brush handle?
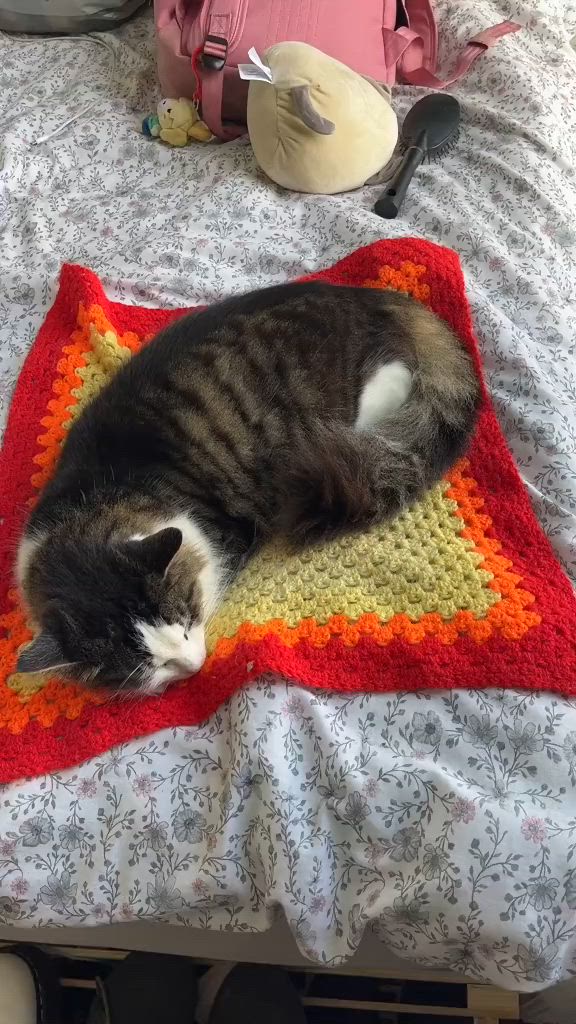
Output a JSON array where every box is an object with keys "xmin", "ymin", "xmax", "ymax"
[{"xmin": 374, "ymin": 145, "xmax": 424, "ymax": 219}]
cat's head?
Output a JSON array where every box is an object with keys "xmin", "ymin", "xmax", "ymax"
[{"xmin": 15, "ymin": 526, "xmax": 217, "ymax": 694}]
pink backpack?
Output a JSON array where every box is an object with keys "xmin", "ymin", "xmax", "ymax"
[{"xmin": 154, "ymin": 0, "xmax": 519, "ymax": 140}]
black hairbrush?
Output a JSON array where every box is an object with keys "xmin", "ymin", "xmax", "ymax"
[{"xmin": 374, "ymin": 93, "xmax": 460, "ymax": 219}]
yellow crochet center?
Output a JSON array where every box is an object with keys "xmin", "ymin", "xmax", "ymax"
[
  {"xmin": 72, "ymin": 325, "xmax": 132, "ymax": 417},
  {"xmin": 207, "ymin": 489, "xmax": 497, "ymax": 646}
]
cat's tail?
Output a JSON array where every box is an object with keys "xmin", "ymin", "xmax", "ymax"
[{"xmin": 279, "ymin": 334, "xmax": 480, "ymax": 547}]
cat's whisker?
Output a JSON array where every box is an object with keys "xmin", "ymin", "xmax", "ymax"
[
  {"xmin": 41, "ymin": 662, "xmax": 77, "ymax": 674},
  {"xmin": 116, "ymin": 661, "xmax": 145, "ymax": 697},
  {"xmin": 83, "ymin": 665, "xmax": 102, "ymax": 685}
]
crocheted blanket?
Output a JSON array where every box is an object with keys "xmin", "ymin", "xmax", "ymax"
[{"xmin": 1, "ymin": 241, "xmax": 575, "ymax": 784}]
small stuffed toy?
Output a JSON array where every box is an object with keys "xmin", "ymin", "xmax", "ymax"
[
  {"xmin": 246, "ymin": 42, "xmax": 398, "ymax": 194},
  {"xmin": 142, "ymin": 97, "xmax": 212, "ymax": 146}
]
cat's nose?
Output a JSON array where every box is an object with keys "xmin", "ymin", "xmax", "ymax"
[{"xmin": 164, "ymin": 654, "xmax": 205, "ymax": 678}]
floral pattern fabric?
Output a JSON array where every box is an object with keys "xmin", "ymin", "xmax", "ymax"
[
  {"xmin": 1, "ymin": 0, "xmax": 576, "ymax": 993},
  {"xmin": 3, "ymin": 685, "xmax": 576, "ymax": 993}
]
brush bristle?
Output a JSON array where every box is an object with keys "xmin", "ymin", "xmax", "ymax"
[
  {"xmin": 398, "ymin": 128, "xmax": 460, "ymax": 163},
  {"xmin": 426, "ymin": 130, "xmax": 460, "ymax": 162}
]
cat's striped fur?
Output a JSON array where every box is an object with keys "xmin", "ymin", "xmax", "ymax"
[{"xmin": 16, "ymin": 282, "xmax": 479, "ymax": 693}]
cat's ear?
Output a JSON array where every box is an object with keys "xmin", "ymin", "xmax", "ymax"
[
  {"xmin": 16, "ymin": 633, "xmax": 67, "ymax": 674},
  {"xmin": 125, "ymin": 527, "xmax": 182, "ymax": 575}
]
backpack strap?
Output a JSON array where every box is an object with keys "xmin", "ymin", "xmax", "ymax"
[
  {"xmin": 401, "ymin": 20, "xmax": 521, "ymax": 88},
  {"xmin": 195, "ymin": 0, "xmax": 245, "ymax": 140},
  {"xmin": 200, "ymin": 67, "xmax": 245, "ymax": 140},
  {"xmin": 383, "ymin": 0, "xmax": 521, "ymax": 92}
]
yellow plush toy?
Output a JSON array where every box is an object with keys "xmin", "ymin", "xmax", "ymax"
[
  {"xmin": 246, "ymin": 42, "xmax": 398, "ymax": 194},
  {"xmin": 143, "ymin": 97, "xmax": 213, "ymax": 146}
]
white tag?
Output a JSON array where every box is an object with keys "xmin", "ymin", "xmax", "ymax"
[
  {"xmin": 238, "ymin": 63, "xmax": 273, "ymax": 83},
  {"xmin": 247, "ymin": 46, "xmax": 272, "ymax": 79}
]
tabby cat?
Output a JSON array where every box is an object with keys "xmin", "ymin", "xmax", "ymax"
[{"xmin": 16, "ymin": 282, "xmax": 479, "ymax": 694}]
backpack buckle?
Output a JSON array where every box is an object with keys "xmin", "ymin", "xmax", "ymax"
[{"xmin": 202, "ymin": 35, "xmax": 228, "ymax": 71}]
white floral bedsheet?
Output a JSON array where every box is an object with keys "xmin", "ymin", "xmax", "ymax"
[{"xmin": 1, "ymin": 0, "xmax": 576, "ymax": 993}]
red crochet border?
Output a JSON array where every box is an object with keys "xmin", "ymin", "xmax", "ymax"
[{"xmin": 0, "ymin": 240, "xmax": 575, "ymax": 783}]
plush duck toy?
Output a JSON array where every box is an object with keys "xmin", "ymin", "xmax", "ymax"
[{"xmin": 246, "ymin": 42, "xmax": 398, "ymax": 194}]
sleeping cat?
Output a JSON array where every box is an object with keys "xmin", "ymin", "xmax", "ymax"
[{"xmin": 15, "ymin": 282, "xmax": 479, "ymax": 694}]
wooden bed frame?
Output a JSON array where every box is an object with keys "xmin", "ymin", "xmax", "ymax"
[{"xmin": 0, "ymin": 920, "xmax": 521, "ymax": 1023}]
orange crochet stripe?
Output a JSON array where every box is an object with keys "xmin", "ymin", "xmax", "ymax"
[
  {"xmin": 362, "ymin": 261, "xmax": 432, "ymax": 303},
  {"xmin": 204, "ymin": 458, "xmax": 540, "ymax": 668},
  {"xmin": 445, "ymin": 462, "xmax": 539, "ymax": 640}
]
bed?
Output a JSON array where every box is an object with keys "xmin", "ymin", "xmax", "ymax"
[{"xmin": 0, "ymin": 0, "xmax": 576, "ymax": 997}]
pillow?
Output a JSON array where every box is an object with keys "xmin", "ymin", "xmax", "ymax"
[{"xmin": 0, "ymin": 0, "xmax": 144, "ymax": 33}]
